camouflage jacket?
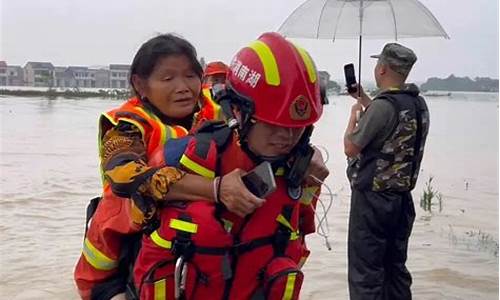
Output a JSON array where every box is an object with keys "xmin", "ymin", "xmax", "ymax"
[{"xmin": 347, "ymin": 87, "xmax": 430, "ymax": 192}]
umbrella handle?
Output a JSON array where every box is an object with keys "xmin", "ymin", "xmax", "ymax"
[
  {"xmin": 358, "ymin": 35, "xmax": 362, "ymax": 99},
  {"xmin": 358, "ymin": 0, "xmax": 363, "ymax": 99}
]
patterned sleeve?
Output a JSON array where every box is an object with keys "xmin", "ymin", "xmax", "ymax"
[{"xmin": 101, "ymin": 122, "xmax": 186, "ymax": 203}]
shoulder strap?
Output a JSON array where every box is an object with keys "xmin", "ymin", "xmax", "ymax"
[
  {"xmin": 84, "ymin": 196, "xmax": 101, "ymax": 236},
  {"xmin": 192, "ymin": 121, "xmax": 233, "ymax": 160}
]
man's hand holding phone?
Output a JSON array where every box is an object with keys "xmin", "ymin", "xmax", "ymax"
[
  {"xmin": 241, "ymin": 161, "xmax": 277, "ymax": 199},
  {"xmin": 218, "ymin": 168, "xmax": 266, "ymax": 218},
  {"xmin": 344, "ymin": 63, "xmax": 371, "ymax": 108},
  {"xmin": 344, "ymin": 63, "xmax": 358, "ymax": 94}
]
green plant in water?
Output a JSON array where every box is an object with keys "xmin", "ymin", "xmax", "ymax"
[
  {"xmin": 420, "ymin": 176, "xmax": 443, "ymax": 213},
  {"xmin": 448, "ymin": 227, "xmax": 500, "ymax": 258}
]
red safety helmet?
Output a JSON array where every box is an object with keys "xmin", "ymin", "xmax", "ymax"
[
  {"xmin": 227, "ymin": 32, "xmax": 322, "ymax": 128},
  {"xmin": 204, "ymin": 61, "xmax": 229, "ymax": 77}
]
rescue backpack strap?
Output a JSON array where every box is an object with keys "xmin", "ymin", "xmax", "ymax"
[
  {"xmin": 171, "ymin": 214, "xmax": 197, "ymax": 261},
  {"xmin": 233, "ymin": 206, "xmax": 297, "ymax": 257},
  {"xmin": 85, "ymin": 196, "xmax": 101, "ymax": 236},
  {"xmin": 170, "ymin": 215, "xmax": 229, "ymax": 255},
  {"xmin": 211, "ymin": 125, "xmax": 232, "ymax": 180},
  {"xmin": 168, "ymin": 213, "xmax": 231, "ymax": 300},
  {"xmin": 191, "ymin": 121, "xmax": 227, "ymax": 157},
  {"xmin": 179, "ymin": 122, "xmax": 232, "ymax": 180},
  {"xmin": 192, "ymin": 122, "xmax": 233, "ymax": 217},
  {"xmin": 193, "ymin": 121, "xmax": 233, "ymax": 157},
  {"xmin": 274, "ymin": 205, "xmax": 294, "ymax": 257},
  {"xmin": 171, "ymin": 214, "xmax": 196, "ymax": 300}
]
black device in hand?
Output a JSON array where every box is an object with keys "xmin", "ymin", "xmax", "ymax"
[
  {"xmin": 241, "ymin": 161, "xmax": 277, "ymax": 198},
  {"xmin": 344, "ymin": 63, "xmax": 357, "ymax": 94}
]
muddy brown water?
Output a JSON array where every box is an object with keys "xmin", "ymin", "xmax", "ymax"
[{"xmin": 1, "ymin": 93, "xmax": 498, "ymax": 299}]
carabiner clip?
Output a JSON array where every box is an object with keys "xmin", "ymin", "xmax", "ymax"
[{"xmin": 174, "ymin": 256, "xmax": 188, "ymax": 300}]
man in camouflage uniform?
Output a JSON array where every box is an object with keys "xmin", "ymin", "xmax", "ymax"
[{"xmin": 343, "ymin": 43, "xmax": 430, "ymax": 300}]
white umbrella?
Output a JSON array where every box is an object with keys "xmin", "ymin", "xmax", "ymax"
[{"xmin": 278, "ymin": 0, "xmax": 450, "ymax": 87}]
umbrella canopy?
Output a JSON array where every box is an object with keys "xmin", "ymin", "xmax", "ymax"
[
  {"xmin": 278, "ymin": 0, "xmax": 449, "ymax": 94},
  {"xmin": 279, "ymin": 0, "xmax": 450, "ymax": 41}
]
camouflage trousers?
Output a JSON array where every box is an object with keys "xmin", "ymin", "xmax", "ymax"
[{"xmin": 348, "ymin": 189, "xmax": 415, "ymax": 300}]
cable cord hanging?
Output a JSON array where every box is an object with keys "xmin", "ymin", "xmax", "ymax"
[
  {"xmin": 306, "ymin": 174, "xmax": 335, "ymax": 251},
  {"xmin": 314, "ymin": 145, "xmax": 330, "ymax": 164}
]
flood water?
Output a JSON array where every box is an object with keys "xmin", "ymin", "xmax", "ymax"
[{"xmin": 0, "ymin": 92, "xmax": 498, "ymax": 299}]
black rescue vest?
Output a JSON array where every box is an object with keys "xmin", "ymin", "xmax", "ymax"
[{"xmin": 347, "ymin": 88, "xmax": 430, "ymax": 192}]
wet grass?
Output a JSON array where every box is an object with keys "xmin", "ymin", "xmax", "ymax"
[
  {"xmin": 464, "ymin": 229, "xmax": 499, "ymax": 257},
  {"xmin": 447, "ymin": 226, "xmax": 499, "ymax": 258},
  {"xmin": 420, "ymin": 176, "xmax": 443, "ymax": 214}
]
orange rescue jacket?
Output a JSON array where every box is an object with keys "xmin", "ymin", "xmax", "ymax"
[{"xmin": 74, "ymin": 97, "xmax": 188, "ymax": 299}]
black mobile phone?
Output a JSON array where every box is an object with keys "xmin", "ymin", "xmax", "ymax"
[
  {"xmin": 241, "ymin": 161, "xmax": 277, "ymax": 198},
  {"xmin": 344, "ymin": 63, "xmax": 357, "ymax": 94}
]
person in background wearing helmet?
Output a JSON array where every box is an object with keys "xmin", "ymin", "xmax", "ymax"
[
  {"xmin": 132, "ymin": 32, "xmax": 327, "ymax": 300},
  {"xmin": 203, "ymin": 61, "xmax": 228, "ymax": 86},
  {"xmin": 74, "ymin": 34, "xmax": 266, "ymax": 300},
  {"xmin": 194, "ymin": 61, "xmax": 230, "ymax": 125},
  {"xmin": 344, "ymin": 43, "xmax": 430, "ymax": 300}
]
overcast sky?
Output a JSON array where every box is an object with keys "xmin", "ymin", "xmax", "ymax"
[{"xmin": 1, "ymin": 0, "xmax": 498, "ymax": 82}]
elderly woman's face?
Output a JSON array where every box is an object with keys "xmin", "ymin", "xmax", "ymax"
[{"xmin": 138, "ymin": 54, "xmax": 201, "ymax": 119}]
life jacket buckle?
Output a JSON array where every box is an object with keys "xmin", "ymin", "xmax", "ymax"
[
  {"xmin": 172, "ymin": 238, "xmax": 195, "ymax": 260},
  {"xmin": 273, "ymin": 228, "xmax": 291, "ymax": 256}
]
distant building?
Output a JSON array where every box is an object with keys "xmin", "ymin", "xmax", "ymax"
[
  {"xmin": 0, "ymin": 61, "xmax": 7, "ymax": 86},
  {"xmin": 109, "ymin": 64, "xmax": 130, "ymax": 89},
  {"xmin": 0, "ymin": 62, "xmax": 25, "ymax": 86},
  {"xmin": 54, "ymin": 66, "xmax": 72, "ymax": 88},
  {"xmin": 6, "ymin": 66, "xmax": 24, "ymax": 86},
  {"xmin": 67, "ymin": 66, "xmax": 96, "ymax": 88},
  {"xmin": 2, "ymin": 61, "xmax": 131, "ymax": 89},
  {"xmin": 24, "ymin": 62, "xmax": 55, "ymax": 87},
  {"xmin": 54, "ymin": 66, "xmax": 110, "ymax": 89},
  {"xmin": 94, "ymin": 68, "xmax": 110, "ymax": 88}
]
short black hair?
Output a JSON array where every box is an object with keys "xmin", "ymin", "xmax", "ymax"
[{"xmin": 129, "ymin": 33, "xmax": 203, "ymax": 95}]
